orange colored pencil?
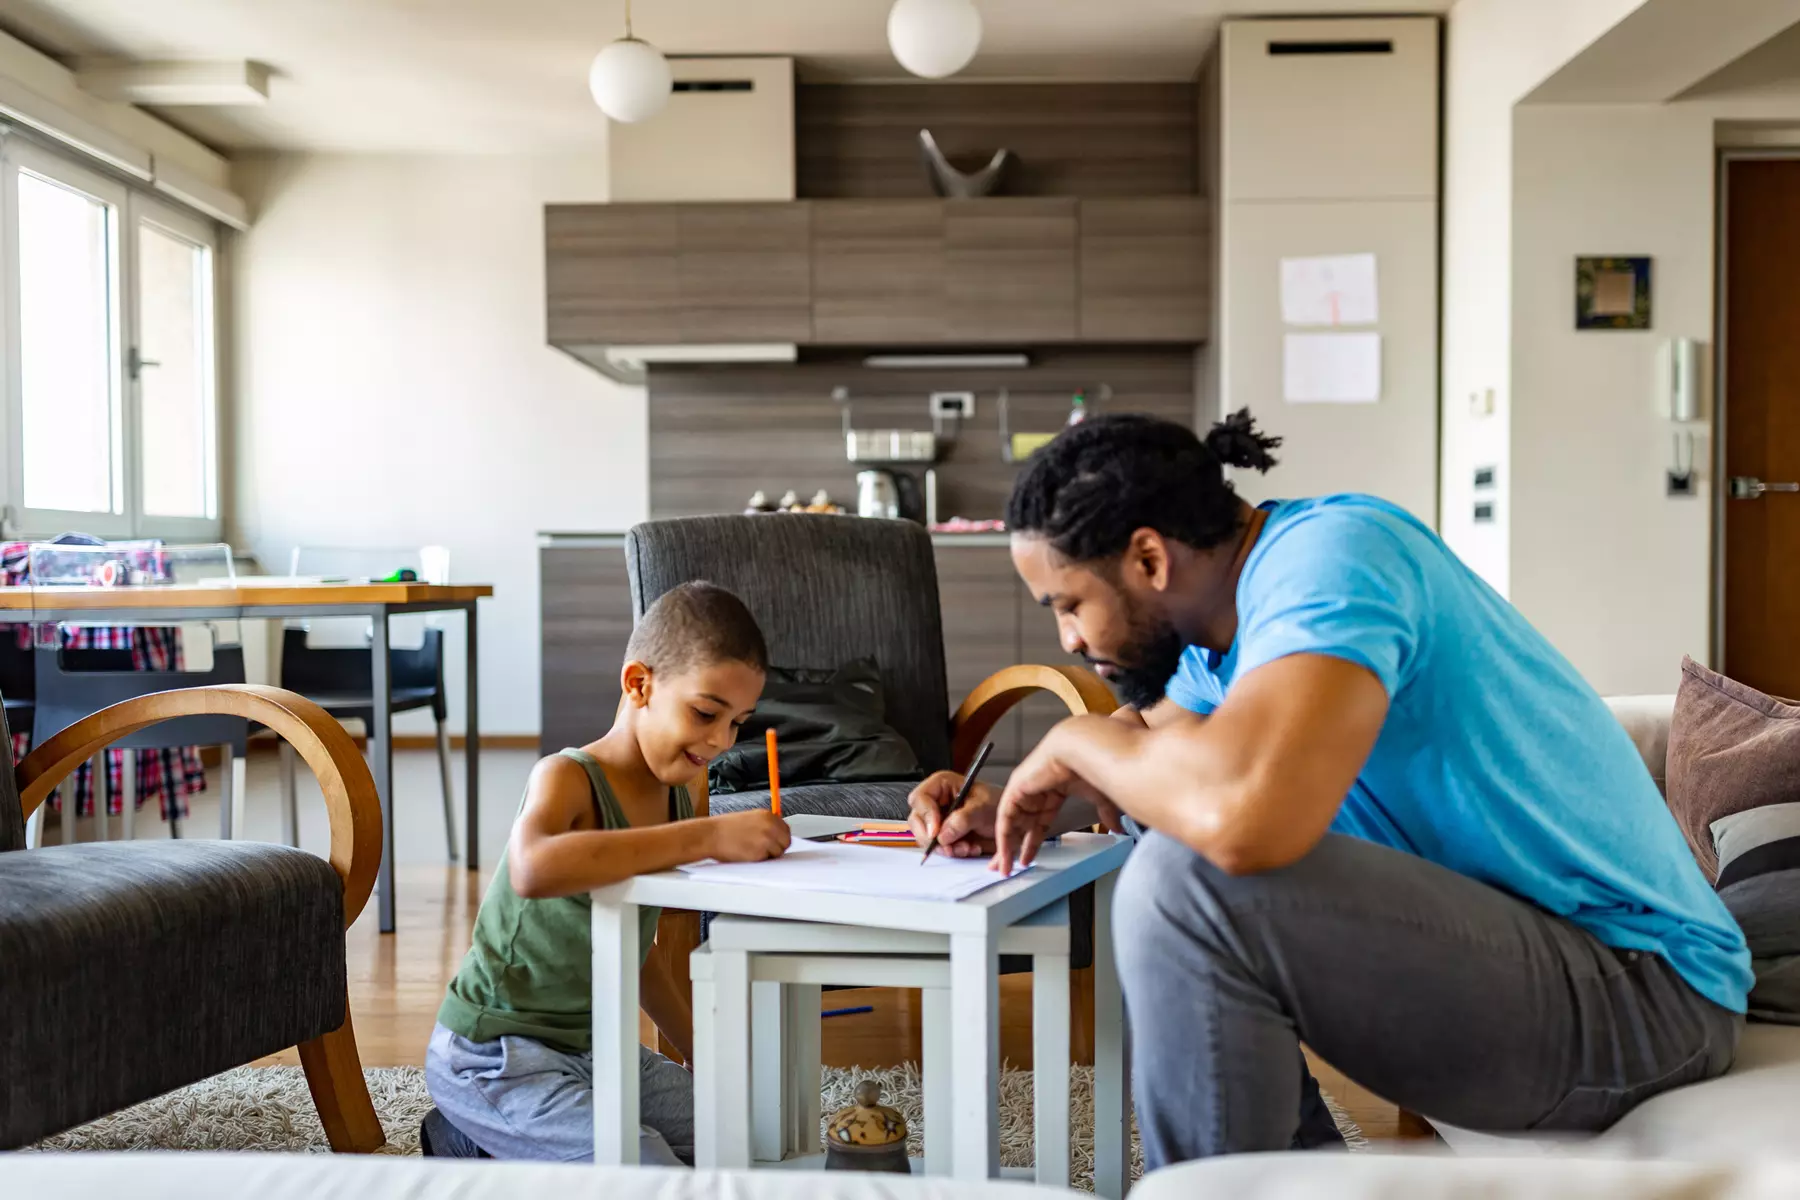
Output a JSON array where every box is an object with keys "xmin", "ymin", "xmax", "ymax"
[{"xmin": 766, "ymin": 728, "xmax": 782, "ymax": 817}]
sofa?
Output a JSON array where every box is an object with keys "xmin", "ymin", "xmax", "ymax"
[
  {"xmin": 1430, "ymin": 694, "xmax": 1800, "ymax": 1155},
  {"xmin": 12, "ymin": 1151, "xmax": 1800, "ymax": 1200}
]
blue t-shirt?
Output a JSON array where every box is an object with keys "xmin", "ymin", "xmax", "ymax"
[{"xmin": 1165, "ymin": 495, "xmax": 1751, "ymax": 1013}]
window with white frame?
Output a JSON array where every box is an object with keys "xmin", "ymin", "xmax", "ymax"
[{"xmin": 1, "ymin": 134, "xmax": 221, "ymax": 542}]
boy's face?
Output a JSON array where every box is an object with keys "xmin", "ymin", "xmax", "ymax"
[{"xmin": 624, "ymin": 658, "xmax": 764, "ymax": 785}]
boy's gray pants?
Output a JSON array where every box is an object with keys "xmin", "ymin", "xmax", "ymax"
[
  {"xmin": 425, "ymin": 1023, "xmax": 694, "ymax": 1165},
  {"xmin": 1114, "ymin": 830, "xmax": 1742, "ymax": 1168}
]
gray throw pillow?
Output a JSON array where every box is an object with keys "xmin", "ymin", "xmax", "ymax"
[
  {"xmin": 1713, "ymin": 803, "xmax": 1800, "ymax": 877},
  {"xmin": 1718, "ymin": 868, "xmax": 1800, "ymax": 1025}
]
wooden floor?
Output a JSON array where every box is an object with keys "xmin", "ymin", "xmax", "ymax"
[{"xmin": 257, "ymin": 863, "xmax": 1425, "ymax": 1143}]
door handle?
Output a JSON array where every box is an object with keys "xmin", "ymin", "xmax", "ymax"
[{"xmin": 1730, "ymin": 476, "xmax": 1800, "ymax": 499}]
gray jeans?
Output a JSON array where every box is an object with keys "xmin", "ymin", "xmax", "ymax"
[
  {"xmin": 1112, "ymin": 830, "xmax": 1742, "ymax": 1167},
  {"xmin": 424, "ymin": 1024, "xmax": 694, "ymax": 1164}
]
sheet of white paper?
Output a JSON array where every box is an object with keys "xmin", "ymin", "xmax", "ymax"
[
  {"xmin": 1280, "ymin": 253, "xmax": 1379, "ymax": 326},
  {"xmin": 674, "ymin": 839, "xmax": 1028, "ymax": 902},
  {"xmin": 1283, "ymin": 332, "xmax": 1382, "ymax": 404}
]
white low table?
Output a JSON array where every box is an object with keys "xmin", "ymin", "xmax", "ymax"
[
  {"xmin": 590, "ymin": 815, "xmax": 1134, "ymax": 1193},
  {"xmin": 695, "ymin": 898, "xmax": 1078, "ymax": 1184}
]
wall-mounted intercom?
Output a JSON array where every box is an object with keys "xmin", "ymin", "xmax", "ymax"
[{"xmin": 1656, "ymin": 337, "xmax": 1702, "ymax": 423}]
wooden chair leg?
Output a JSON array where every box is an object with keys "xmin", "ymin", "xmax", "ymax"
[
  {"xmin": 298, "ymin": 1005, "xmax": 386, "ymax": 1153},
  {"xmin": 1396, "ymin": 1108, "xmax": 1436, "ymax": 1140},
  {"xmin": 650, "ymin": 909, "xmax": 704, "ymax": 1065},
  {"xmin": 1071, "ymin": 963, "xmax": 1095, "ymax": 1066}
]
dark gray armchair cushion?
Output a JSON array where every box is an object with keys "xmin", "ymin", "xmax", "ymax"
[
  {"xmin": 625, "ymin": 515, "xmax": 952, "ymax": 773},
  {"xmin": 707, "ymin": 780, "xmax": 916, "ymax": 822},
  {"xmin": 0, "ymin": 840, "xmax": 346, "ymax": 1148}
]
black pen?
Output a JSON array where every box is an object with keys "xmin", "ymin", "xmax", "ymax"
[{"xmin": 920, "ymin": 741, "xmax": 995, "ymax": 864}]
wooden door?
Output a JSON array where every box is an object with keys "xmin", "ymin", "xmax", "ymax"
[
  {"xmin": 1079, "ymin": 197, "xmax": 1210, "ymax": 342},
  {"xmin": 936, "ymin": 544, "xmax": 1022, "ymax": 766},
  {"xmin": 945, "ymin": 198, "xmax": 1078, "ymax": 342},
  {"xmin": 1723, "ymin": 159, "xmax": 1800, "ymax": 697},
  {"xmin": 545, "ymin": 205, "xmax": 682, "ymax": 345},
  {"xmin": 811, "ymin": 200, "xmax": 946, "ymax": 343},
  {"xmin": 676, "ymin": 203, "xmax": 813, "ymax": 342}
]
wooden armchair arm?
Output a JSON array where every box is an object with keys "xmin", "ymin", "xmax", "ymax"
[
  {"xmin": 15, "ymin": 684, "xmax": 383, "ymax": 927},
  {"xmin": 950, "ymin": 663, "xmax": 1118, "ymax": 771}
]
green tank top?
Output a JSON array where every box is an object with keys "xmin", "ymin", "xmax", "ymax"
[{"xmin": 436, "ymin": 748, "xmax": 694, "ymax": 1052}]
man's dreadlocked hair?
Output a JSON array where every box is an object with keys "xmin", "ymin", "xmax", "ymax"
[{"xmin": 1005, "ymin": 410, "xmax": 1281, "ymax": 562}]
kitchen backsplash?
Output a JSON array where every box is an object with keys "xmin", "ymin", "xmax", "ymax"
[{"xmin": 646, "ymin": 348, "xmax": 1200, "ymax": 521}]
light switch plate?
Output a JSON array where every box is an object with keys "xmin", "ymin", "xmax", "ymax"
[{"xmin": 930, "ymin": 391, "xmax": 975, "ymax": 419}]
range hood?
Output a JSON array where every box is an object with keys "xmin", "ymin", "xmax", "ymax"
[{"xmin": 561, "ymin": 342, "xmax": 798, "ymax": 385}]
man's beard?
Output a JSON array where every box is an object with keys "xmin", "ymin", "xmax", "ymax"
[{"xmin": 1090, "ymin": 606, "xmax": 1187, "ymax": 710}]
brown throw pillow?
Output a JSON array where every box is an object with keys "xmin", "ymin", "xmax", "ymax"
[{"xmin": 1666, "ymin": 656, "xmax": 1800, "ymax": 880}]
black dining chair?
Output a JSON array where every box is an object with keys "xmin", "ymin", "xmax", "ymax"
[
  {"xmin": 278, "ymin": 626, "xmax": 457, "ymax": 860},
  {"xmin": 32, "ymin": 631, "xmax": 249, "ymax": 845}
]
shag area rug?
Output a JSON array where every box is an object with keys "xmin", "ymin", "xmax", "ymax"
[{"xmin": 32, "ymin": 1063, "xmax": 1367, "ymax": 1187}]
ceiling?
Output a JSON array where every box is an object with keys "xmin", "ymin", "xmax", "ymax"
[{"xmin": 0, "ymin": 0, "xmax": 1450, "ymax": 155}]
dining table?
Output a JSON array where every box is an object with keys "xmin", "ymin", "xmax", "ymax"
[{"xmin": 0, "ymin": 580, "xmax": 493, "ymax": 933}]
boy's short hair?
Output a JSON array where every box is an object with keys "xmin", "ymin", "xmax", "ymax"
[{"xmin": 626, "ymin": 581, "xmax": 769, "ymax": 676}]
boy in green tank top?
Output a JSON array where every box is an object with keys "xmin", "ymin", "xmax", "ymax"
[{"xmin": 423, "ymin": 582, "xmax": 790, "ymax": 1163}]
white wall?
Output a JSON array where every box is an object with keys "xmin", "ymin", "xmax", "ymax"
[
  {"xmin": 228, "ymin": 154, "xmax": 648, "ymax": 736},
  {"xmin": 1440, "ymin": 0, "xmax": 1651, "ymax": 592},
  {"xmin": 1508, "ymin": 104, "xmax": 1716, "ymax": 694}
]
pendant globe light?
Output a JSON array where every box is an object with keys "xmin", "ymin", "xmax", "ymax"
[
  {"xmin": 589, "ymin": 0, "xmax": 672, "ymax": 123},
  {"xmin": 887, "ymin": 0, "xmax": 982, "ymax": 79}
]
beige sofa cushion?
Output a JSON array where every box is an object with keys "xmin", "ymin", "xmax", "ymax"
[{"xmin": 1139, "ymin": 1151, "xmax": 1800, "ymax": 1199}]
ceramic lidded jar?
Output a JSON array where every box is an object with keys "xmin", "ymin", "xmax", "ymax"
[{"xmin": 823, "ymin": 1079, "xmax": 910, "ymax": 1173}]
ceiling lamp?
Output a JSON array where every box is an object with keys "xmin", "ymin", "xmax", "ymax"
[
  {"xmin": 589, "ymin": 0, "xmax": 671, "ymax": 123},
  {"xmin": 887, "ymin": 0, "xmax": 982, "ymax": 79}
]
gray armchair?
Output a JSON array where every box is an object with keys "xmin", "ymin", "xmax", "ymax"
[
  {"xmin": 623, "ymin": 513, "xmax": 1118, "ymax": 820},
  {"xmin": 0, "ymin": 684, "xmax": 385, "ymax": 1152}
]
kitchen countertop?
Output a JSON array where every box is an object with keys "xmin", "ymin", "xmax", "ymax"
[{"xmin": 539, "ymin": 528, "xmax": 1012, "ymax": 549}]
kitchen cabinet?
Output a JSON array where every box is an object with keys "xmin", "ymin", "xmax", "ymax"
[
  {"xmin": 935, "ymin": 542, "xmax": 1024, "ymax": 766},
  {"xmin": 546, "ymin": 197, "xmax": 1210, "ymax": 365},
  {"xmin": 539, "ymin": 544, "xmax": 635, "ymax": 756},
  {"xmin": 545, "ymin": 205, "xmax": 682, "ymax": 346},
  {"xmin": 1015, "ymin": 582, "xmax": 1077, "ymax": 760},
  {"xmin": 677, "ymin": 203, "xmax": 813, "ymax": 342},
  {"xmin": 811, "ymin": 200, "xmax": 947, "ymax": 344},
  {"xmin": 946, "ymin": 199, "xmax": 1078, "ymax": 342},
  {"xmin": 545, "ymin": 204, "xmax": 812, "ymax": 347},
  {"xmin": 1078, "ymin": 197, "xmax": 1210, "ymax": 342}
]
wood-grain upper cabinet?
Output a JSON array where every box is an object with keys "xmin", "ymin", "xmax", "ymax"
[
  {"xmin": 945, "ymin": 199, "xmax": 1078, "ymax": 342},
  {"xmin": 1078, "ymin": 197, "xmax": 1210, "ymax": 342},
  {"xmin": 811, "ymin": 201, "xmax": 947, "ymax": 344},
  {"xmin": 676, "ymin": 203, "xmax": 813, "ymax": 342},
  {"xmin": 545, "ymin": 205, "xmax": 682, "ymax": 345},
  {"xmin": 546, "ymin": 204, "xmax": 811, "ymax": 347}
]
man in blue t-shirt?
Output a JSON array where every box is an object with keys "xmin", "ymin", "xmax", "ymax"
[{"xmin": 906, "ymin": 412, "xmax": 1748, "ymax": 1167}]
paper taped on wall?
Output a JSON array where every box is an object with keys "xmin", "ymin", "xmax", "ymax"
[
  {"xmin": 1283, "ymin": 332, "xmax": 1382, "ymax": 404},
  {"xmin": 1280, "ymin": 253, "xmax": 1379, "ymax": 326}
]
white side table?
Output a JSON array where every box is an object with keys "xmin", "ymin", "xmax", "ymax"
[
  {"xmin": 693, "ymin": 898, "xmax": 1077, "ymax": 1185},
  {"xmin": 591, "ymin": 819, "xmax": 1133, "ymax": 1196}
]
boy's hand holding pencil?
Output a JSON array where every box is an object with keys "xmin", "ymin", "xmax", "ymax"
[{"xmin": 701, "ymin": 810, "xmax": 790, "ymax": 862}]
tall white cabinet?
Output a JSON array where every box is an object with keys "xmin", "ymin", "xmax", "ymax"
[{"xmin": 1215, "ymin": 17, "xmax": 1441, "ymax": 525}]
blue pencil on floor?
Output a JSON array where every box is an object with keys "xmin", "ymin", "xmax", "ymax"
[{"xmin": 821, "ymin": 1005, "xmax": 874, "ymax": 1018}]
